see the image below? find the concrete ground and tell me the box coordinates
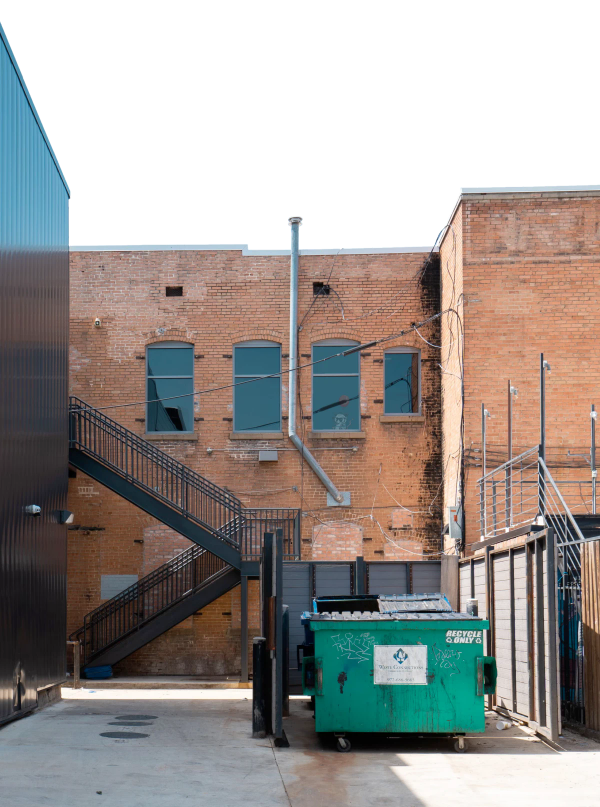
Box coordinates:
[0,688,598,807]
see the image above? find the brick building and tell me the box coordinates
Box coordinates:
[68,237,442,675]
[439,186,600,550]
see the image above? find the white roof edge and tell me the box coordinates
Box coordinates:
[439,184,600,250]
[462,185,600,194]
[69,245,433,255]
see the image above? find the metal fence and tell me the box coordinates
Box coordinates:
[476,445,600,731]
[459,532,560,742]
[238,509,301,560]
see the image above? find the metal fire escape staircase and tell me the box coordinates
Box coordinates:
[70,543,240,667]
[69,397,300,668]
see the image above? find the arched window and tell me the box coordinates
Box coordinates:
[384,347,420,415]
[233,340,282,433]
[312,339,360,432]
[146,342,194,433]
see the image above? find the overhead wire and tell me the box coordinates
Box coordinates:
[74,307,457,414]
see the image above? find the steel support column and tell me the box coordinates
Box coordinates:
[241,574,249,683]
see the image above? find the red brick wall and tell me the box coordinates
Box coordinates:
[441,190,600,551]
[439,203,464,551]
[68,247,442,674]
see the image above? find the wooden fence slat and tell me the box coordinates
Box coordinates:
[582,541,600,731]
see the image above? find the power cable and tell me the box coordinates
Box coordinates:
[74,308,456,414]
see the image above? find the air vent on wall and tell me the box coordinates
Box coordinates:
[166,286,183,297]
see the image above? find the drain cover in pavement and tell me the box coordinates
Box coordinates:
[100,732,149,739]
[114,715,158,721]
[108,721,152,726]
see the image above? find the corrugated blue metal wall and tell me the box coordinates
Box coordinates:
[0,23,69,724]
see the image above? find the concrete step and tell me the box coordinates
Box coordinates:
[64,675,252,690]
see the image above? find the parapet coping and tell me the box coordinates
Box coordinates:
[69,245,433,255]
[439,185,600,250]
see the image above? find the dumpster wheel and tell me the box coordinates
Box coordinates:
[453,737,467,753]
[336,736,352,753]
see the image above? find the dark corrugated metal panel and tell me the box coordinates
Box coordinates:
[314,564,352,597]
[282,563,311,688]
[0,25,69,724]
[368,562,409,595]
[412,561,442,593]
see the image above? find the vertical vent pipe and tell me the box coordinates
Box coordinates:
[287,217,343,503]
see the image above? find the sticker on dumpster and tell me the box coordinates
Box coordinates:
[373,645,428,685]
[445,629,483,645]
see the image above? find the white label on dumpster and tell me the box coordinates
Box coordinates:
[373,645,428,685]
[445,629,483,645]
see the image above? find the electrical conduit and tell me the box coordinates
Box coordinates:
[287,217,344,503]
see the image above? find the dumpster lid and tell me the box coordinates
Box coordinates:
[377,593,454,613]
[304,592,482,622]
[302,610,482,622]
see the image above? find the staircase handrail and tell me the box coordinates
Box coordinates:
[71,548,230,662]
[69,397,243,547]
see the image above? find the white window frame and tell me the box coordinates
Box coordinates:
[146,341,194,434]
[311,338,361,432]
[383,346,421,415]
[233,340,282,433]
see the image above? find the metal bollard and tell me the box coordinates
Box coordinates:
[252,637,267,738]
[67,640,82,688]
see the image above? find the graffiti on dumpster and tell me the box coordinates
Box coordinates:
[331,632,375,663]
[432,644,462,676]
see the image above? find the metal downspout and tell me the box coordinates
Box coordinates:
[288,217,344,503]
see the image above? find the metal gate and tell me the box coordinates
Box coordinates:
[459,530,560,742]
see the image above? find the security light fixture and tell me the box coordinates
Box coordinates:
[543,360,551,373]
[24,505,41,516]
[58,510,75,524]
[94,318,101,328]
[510,385,518,398]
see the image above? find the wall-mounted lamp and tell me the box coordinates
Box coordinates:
[24,505,41,516]
[484,409,491,419]
[93,318,101,328]
[543,360,551,374]
[58,510,75,524]
[510,385,518,398]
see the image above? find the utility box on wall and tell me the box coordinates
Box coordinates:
[448,505,463,543]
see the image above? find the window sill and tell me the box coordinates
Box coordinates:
[229,432,285,441]
[379,415,425,423]
[308,431,366,439]
[145,432,198,441]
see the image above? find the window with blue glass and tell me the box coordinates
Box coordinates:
[312,340,360,431]
[233,341,281,432]
[384,349,420,414]
[146,342,194,432]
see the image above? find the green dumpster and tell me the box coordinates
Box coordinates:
[301,593,496,752]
